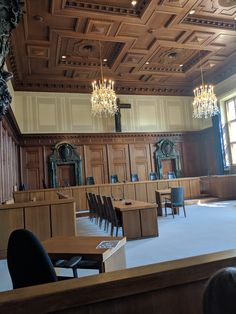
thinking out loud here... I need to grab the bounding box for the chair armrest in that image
[53,256,82,268]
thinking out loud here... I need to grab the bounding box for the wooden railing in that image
[200,175,236,198]
[13,177,201,212]
[1,249,236,314]
[0,198,76,258]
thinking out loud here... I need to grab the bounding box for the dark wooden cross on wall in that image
[115,98,131,132]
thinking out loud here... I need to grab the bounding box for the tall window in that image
[221,96,236,167]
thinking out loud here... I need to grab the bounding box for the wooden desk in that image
[155,189,171,216]
[43,236,126,273]
[113,200,158,240]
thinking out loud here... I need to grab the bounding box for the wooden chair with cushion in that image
[164,187,186,218]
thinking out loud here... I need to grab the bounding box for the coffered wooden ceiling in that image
[7,0,236,96]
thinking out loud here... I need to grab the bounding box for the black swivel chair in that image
[164,187,186,218]
[131,174,139,182]
[7,229,82,289]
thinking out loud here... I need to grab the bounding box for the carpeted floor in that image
[1,200,236,292]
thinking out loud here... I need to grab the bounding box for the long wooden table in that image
[43,236,127,273]
[113,200,158,240]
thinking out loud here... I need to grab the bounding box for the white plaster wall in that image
[11,91,210,134]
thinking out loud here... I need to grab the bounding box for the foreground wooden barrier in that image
[1,249,236,314]
[0,198,76,258]
[13,177,201,212]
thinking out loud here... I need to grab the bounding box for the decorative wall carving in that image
[0,0,23,119]
[49,142,82,188]
[154,139,182,179]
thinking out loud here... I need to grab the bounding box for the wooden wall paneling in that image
[123,183,135,200]
[44,190,58,201]
[189,178,201,198]
[50,201,76,237]
[58,188,73,197]
[129,144,152,181]
[0,208,24,258]
[13,191,30,202]
[84,145,108,185]
[24,205,51,241]
[157,180,169,190]
[98,185,112,197]
[168,179,179,188]
[29,191,45,201]
[72,187,87,210]
[135,182,148,202]
[107,144,130,183]
[147,181,158,203]
[111,184,124,200]
[86,186,99,195]
[21,147,44,190]
[178,180,191,199]
[150,143,157,173]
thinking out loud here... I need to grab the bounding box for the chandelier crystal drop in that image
[193,84,219,119]
[91,42,118,117]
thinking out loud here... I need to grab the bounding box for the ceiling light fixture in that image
[91,41,118,117]
[192,50,219,119]
[131,1,137,6]
[189,9,196,14]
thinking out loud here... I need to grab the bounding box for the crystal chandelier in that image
[192,56,219,119]
[91,42,118,117]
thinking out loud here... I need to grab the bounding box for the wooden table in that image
[155,189,171,216]
[113,200,158,240]
[43,236,126,273]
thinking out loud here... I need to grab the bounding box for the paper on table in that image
[96,240,120,249]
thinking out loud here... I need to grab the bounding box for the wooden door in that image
[107,144,130,182]
[129,144,151,181]
[57,164,75,187]
[21,147,44,190]
[84,145,108,184]
[161,159,175,178]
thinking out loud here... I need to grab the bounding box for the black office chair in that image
[86,176,95,185]
[149,172,158,180]
[111,174,119,183]
[7,229,82,289]
[164,187,186,218]
[131,174,139,182]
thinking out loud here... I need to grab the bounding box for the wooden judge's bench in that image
[13,176,202,214]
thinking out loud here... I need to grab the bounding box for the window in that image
[221,96,236,167]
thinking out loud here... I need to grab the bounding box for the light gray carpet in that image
[1,200,236,292]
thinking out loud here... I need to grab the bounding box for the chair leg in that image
[110,224,114,236]
[72,267,78,278]
[171,206,175,218]
[165,205,167,216]
[183,204,186,217]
